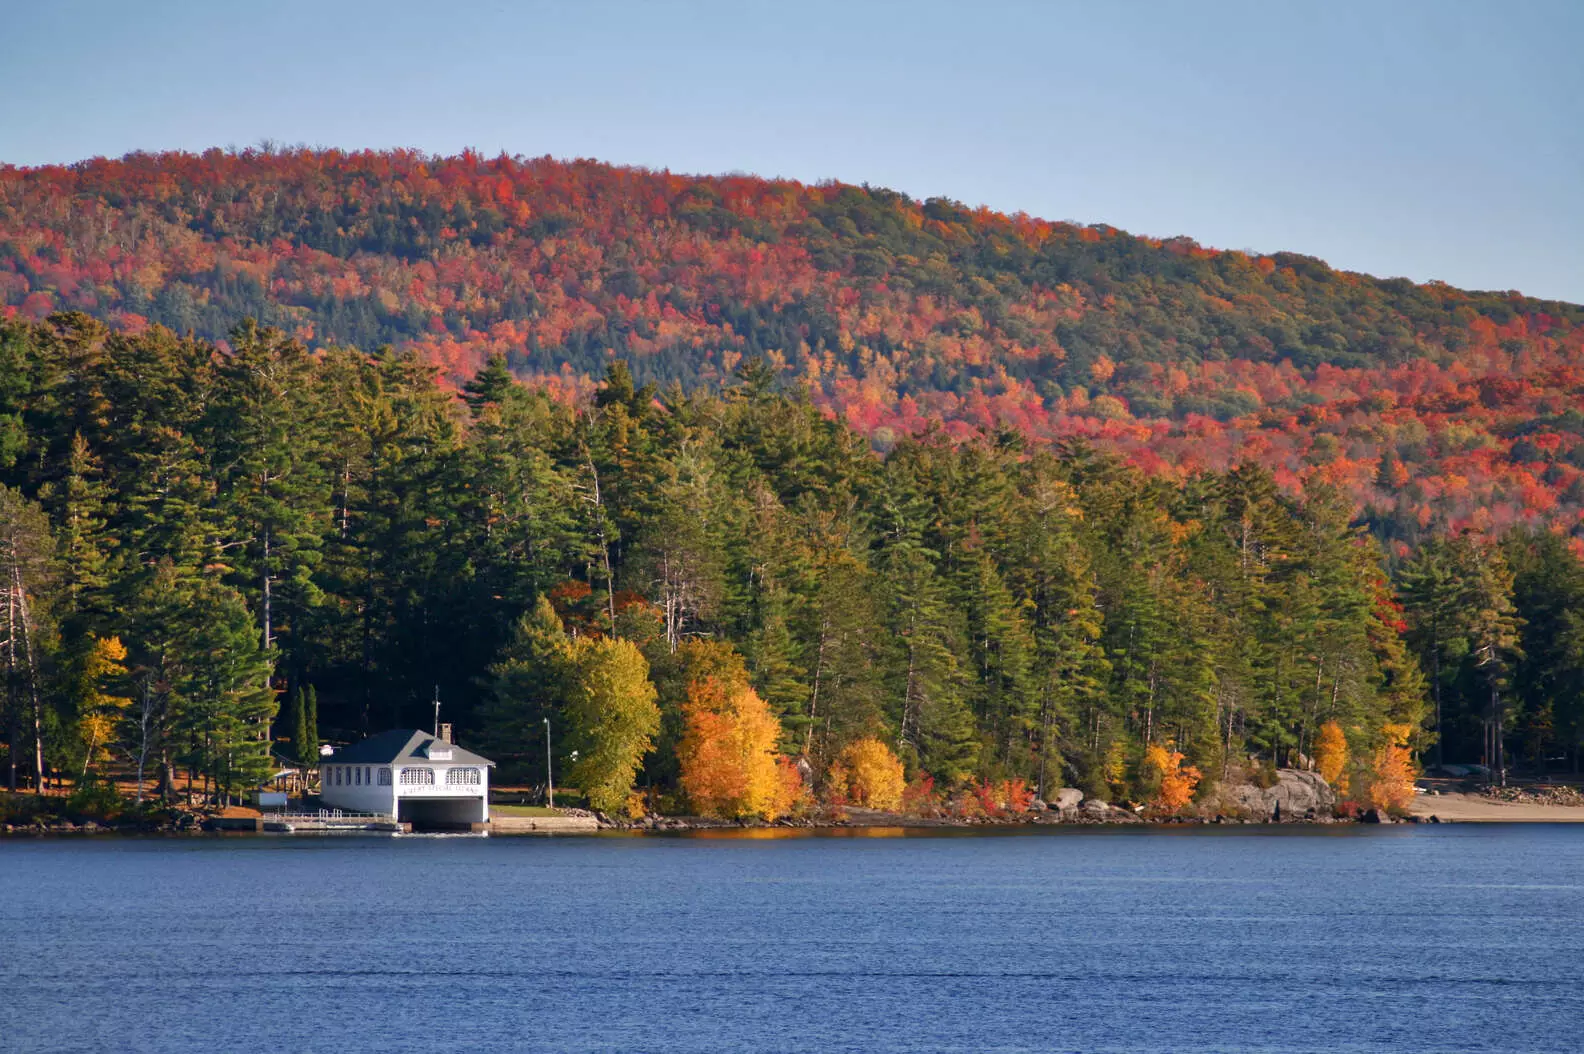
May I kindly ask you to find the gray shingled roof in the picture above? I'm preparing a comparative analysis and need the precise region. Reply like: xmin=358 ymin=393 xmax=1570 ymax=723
xmin=329 ymin=729 xmax=494 ymax=767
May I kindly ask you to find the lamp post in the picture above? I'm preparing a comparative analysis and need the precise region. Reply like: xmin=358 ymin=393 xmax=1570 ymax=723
xmin=543 ymin=716 xmax=554 ymax=809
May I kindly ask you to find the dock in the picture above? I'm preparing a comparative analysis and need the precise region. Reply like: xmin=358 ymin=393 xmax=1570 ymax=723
xmin=207 ymin=810 xmax=409 ymax=834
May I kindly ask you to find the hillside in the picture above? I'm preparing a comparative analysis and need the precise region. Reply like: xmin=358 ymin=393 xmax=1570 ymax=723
xmin=3 ymin=148 xmax=1584 ymax=544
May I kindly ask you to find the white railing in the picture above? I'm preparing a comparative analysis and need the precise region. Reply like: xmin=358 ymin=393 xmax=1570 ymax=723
xmin=271 ymin=808 xmax=390 ymax=822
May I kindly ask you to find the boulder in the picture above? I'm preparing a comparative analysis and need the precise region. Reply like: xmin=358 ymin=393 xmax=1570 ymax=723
xmin=1076 ymin=798 xmax=1141 ymax=823
xmin=1079 ymin=797 xmax=1112 ymax=819
xmin=1226 ymin=770 xmax=1337 ymax=820
xmin=1053 ymin=788 xmax=1084 ymax=812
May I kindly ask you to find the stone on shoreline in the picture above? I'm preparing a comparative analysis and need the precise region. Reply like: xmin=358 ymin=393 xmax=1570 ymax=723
xmin=1225 ymin=770 xmax=1336 ymax=820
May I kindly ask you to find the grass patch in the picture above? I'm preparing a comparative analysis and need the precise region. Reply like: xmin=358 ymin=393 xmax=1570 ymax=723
xmin=491 ymin=804 xmax=561 ymax=817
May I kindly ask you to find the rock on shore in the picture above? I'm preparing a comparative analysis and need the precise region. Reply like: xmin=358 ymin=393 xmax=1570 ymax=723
xmin=1224 ymin=771 xmax=1336 ymax=821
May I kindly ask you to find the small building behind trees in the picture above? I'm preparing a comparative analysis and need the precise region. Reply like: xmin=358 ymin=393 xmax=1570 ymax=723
xmin=319 ymin=729 xmax=493 ymax=828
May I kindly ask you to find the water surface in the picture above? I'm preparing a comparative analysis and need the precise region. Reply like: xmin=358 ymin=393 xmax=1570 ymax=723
xmin=2 ymin=826 xmax=1580 ymax=1053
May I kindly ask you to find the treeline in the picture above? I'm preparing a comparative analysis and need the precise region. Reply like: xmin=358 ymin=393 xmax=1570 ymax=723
xmin=0 ymin=314 xmax=1580 ymax=812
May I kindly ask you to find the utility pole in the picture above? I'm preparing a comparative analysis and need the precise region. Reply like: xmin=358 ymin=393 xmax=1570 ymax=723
xmin=544 ymin=716 xmax=554 ymax=808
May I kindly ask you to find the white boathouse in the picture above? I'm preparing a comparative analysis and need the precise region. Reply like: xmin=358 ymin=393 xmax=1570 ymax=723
xmin=319 ymin=729 xmax=494 ymax=828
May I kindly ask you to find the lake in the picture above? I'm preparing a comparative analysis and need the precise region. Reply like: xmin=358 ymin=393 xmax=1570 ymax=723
xmin=2 ymin=826 xmax=1580 ymax=1053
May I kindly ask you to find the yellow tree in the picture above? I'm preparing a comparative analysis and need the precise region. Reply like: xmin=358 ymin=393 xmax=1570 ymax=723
xmin=76 ymin=635 xmax=130 ymax=775
xmin=564 ymin=637 xmax=660 ymax=814
xmin=1314 ymin=720 xmax=1349 ymax=796
xmin=827 ymin=738 xmax=905 ymax=810
xmin=678 ymin=676 xmax=795 ymax=820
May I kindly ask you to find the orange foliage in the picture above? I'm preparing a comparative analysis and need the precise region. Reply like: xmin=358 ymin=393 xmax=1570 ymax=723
xmin=677 ymin=676 xmax=797 ymax=821
xmin=1367 ymin=723 xmax=1418 ymax=813
xmin=1315 ymin=720 xmax=1350 ymax=796
xmin=1143 ymin=742 xmax=1201 ymax=812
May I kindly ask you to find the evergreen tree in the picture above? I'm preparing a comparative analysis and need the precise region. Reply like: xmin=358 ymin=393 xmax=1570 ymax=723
xmin=0 ymin=485 xmax=54 ymax=792
xmin=1399 ymin=539 xmax=1468 ymax=768
xmin=477 ymin=596 xmax=571 ymax=778
xmin=304 ymin=685 xmax=319 ymax=765
xmin=208 ymin=320 xmax=332 ymax=656
xmin=1506 ymin=533 xmax=1584 ymax=772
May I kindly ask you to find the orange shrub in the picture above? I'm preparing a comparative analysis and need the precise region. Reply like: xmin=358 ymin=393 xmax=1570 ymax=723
xmin=967 ymin=778 xmax=1036 ymax=818
xmin=1001 ymin=778 xmax=1035 ymax=815
xmin=1143 ymin=742 xmax=1201 ymax=812
xmin=971 ymin=779 xmax=1001 ymax=817
xmin=900 ymin=774 xmax=942 ymax=816
xmin=772 ymin=756 xmax=812 ymax=818
xmin=1367 ymin=723 xmax=1417 ymax=813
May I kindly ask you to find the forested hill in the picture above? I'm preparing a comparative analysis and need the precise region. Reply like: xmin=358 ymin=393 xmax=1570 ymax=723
xmin=3 ymin=148 xmax=1584 ymax=544
xmin=2 ymin=315 xmax=1579 ymax=815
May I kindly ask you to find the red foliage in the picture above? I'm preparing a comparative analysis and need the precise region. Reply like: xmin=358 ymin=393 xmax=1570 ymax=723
xmin=3 ymin=148 xmax=1583 ymax=532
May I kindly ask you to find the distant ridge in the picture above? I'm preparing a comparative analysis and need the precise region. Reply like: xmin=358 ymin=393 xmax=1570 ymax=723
xmin=4 ymin=147 xmax=1583 ymax=540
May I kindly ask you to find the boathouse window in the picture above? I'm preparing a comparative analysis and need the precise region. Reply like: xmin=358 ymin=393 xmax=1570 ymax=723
xmin=445 ymin=767 xmax=482 ymax=786
xmin=354 ymin=767 xmax=361 ymax=786
xmin=400 ymin=767 xmax=435 ymax=786
xmin=378 ymin=769 xmax=392 ymax=786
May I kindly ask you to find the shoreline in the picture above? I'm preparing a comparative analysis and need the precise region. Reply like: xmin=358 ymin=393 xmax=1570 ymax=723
xmin=0 ymin=809 xmax=1419 ymax=838
xmin=10 ymin=793 xmax=1584 ymax=839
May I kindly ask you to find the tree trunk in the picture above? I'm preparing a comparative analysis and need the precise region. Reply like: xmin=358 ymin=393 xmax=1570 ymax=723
xmin=1432 ymin=645 xmax=1443 ymax=770
xmin=260 ymin=524 xmax=273 ymax=652
xmin=583 ymin=454 xmax=618 ymax=632
xmin=4 ymin=572 xmax=16 ymax=792
xmin=17 ymin=570 xmax=43 ymax=794
xmin=804 ymin=615 xmax=831 ymax=758
xmin=1492 ymin=681 xmax=1505 ymax=787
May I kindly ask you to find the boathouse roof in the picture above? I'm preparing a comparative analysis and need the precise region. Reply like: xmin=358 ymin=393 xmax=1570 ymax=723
xmin=330 ymin=729 xmax=494 ymax=767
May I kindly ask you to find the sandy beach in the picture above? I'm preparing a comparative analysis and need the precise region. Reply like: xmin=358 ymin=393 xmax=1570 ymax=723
xmin=1412 ymin=791 xmax=1584 ymax=823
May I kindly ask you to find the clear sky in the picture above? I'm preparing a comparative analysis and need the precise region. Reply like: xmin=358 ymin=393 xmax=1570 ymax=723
xmin=3 ymin=0 xmax=1580 ymax=302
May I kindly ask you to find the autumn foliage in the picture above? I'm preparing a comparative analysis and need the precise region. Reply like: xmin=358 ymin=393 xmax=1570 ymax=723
xmin=4 ymin=148 xmax=1584 ymax=540
xmin=678 ymin=675 xmax=802 ymax=820
xmin=1142 ymin=742 xmax=1202 ymax=812
xmin=1367 ymin=723 xmax=1419 ymax=813
xmin=825 ymin=738 xmax=906 ymax=811
xmin=563 ymin=636 xmax=661 ymax=815
xmin=1315 ymin=720 xmax=1350 ymax=796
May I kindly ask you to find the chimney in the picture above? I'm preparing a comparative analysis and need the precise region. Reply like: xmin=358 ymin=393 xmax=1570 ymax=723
xmin=439 ymin=722 xmax=453 ymax=744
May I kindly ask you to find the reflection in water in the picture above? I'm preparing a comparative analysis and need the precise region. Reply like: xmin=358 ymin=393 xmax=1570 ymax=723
xmin=685 ymin=825 xmax=910 ymax=840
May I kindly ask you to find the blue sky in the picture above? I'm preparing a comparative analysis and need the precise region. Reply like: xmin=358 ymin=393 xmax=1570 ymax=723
xmin=3 ymin=0 xmax=1580 ymax=302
